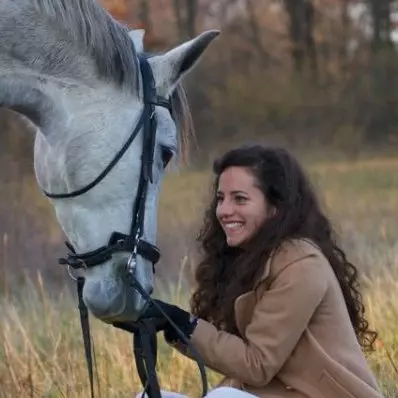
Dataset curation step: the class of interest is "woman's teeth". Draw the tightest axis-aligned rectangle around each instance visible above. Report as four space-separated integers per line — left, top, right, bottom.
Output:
225 222 244 230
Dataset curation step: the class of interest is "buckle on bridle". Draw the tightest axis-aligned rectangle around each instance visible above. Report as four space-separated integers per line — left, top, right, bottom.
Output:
127 252 137 275
67 264 79 281
126 228 141 275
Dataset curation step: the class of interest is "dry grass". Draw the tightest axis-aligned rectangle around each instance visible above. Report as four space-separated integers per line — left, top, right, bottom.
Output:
1 156 398 397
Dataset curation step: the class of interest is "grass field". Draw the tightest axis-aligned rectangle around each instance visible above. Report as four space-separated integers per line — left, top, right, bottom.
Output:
1 156 398 397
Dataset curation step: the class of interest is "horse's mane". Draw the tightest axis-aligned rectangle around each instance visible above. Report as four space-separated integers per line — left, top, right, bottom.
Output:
33 0 138 90
32 0 195 158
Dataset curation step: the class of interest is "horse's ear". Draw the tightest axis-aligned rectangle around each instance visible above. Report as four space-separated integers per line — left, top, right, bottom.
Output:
150 30 220 95
129 29 145 53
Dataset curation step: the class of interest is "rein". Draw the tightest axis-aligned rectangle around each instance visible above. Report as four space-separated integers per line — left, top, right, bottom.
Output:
41 54 208 398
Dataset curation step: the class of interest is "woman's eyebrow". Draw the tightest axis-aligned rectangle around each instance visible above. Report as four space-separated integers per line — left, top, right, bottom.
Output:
230 190 248 195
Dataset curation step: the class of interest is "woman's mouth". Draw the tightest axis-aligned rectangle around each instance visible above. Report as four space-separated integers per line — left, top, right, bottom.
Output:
223 221 244 232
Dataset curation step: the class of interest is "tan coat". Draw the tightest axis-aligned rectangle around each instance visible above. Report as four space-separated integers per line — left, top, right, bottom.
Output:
181 239 383 398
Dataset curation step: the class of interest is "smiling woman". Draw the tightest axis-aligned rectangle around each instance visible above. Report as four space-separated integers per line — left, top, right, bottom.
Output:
137 144 383 398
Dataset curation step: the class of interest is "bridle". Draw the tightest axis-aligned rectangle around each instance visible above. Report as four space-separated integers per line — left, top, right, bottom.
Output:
41 54 208 398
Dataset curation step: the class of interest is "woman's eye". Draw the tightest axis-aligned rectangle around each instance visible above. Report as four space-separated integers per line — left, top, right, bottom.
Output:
235 196 247 203
161 147 173 168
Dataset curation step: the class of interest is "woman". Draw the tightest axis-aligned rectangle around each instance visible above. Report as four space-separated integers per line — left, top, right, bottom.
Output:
138 145 383 398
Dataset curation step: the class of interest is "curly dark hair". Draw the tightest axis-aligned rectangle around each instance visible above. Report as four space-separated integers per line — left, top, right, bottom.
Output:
190 144 377 352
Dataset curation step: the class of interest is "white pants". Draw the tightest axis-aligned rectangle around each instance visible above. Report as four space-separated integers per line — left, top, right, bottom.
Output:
134 387 258 397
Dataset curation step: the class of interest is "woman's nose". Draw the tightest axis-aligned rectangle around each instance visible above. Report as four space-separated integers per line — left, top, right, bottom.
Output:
217 199 234 217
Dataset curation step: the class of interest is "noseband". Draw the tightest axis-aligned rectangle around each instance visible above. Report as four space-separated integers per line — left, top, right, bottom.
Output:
41 54 208 398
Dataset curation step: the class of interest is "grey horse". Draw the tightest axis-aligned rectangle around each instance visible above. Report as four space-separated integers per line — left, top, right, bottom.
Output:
0 0 218 324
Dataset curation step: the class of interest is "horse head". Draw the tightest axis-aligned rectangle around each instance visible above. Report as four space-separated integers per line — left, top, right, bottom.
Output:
0 0 218 323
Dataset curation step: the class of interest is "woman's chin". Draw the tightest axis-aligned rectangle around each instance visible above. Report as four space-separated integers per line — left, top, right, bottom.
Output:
226 236 244 247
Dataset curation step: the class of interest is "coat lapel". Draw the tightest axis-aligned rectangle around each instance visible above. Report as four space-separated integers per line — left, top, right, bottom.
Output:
234 257 272 336
234 290 257 336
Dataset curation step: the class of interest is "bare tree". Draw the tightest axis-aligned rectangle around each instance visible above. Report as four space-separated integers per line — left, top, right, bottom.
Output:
173 0 184 40
283 0 317 76
172 0 198 40
138 0 152 34
338 0 350 77
186 0 198 38
245 0 279 66
368 0 393 52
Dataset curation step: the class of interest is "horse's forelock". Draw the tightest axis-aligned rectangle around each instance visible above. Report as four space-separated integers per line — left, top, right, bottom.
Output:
33 0 139 90
171 84 196 166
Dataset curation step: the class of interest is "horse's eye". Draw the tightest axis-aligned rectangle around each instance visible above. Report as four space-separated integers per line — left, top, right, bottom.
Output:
161 147 173 168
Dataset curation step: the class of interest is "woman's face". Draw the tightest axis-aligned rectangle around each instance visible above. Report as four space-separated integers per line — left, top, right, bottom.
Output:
216 166 272 247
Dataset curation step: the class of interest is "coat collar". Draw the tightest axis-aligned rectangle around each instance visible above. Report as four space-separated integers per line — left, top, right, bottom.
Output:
252 251 273 290
252 238 321 290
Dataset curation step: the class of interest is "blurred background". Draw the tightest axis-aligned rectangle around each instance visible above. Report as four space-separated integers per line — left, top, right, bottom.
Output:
1 2 398 396
2 0 398 289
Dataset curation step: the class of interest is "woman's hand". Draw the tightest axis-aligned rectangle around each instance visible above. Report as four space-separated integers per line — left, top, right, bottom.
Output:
139 299 198 344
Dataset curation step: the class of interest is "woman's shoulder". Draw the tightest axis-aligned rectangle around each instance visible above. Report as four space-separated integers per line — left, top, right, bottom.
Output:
264 238 328 281
273 238 323 263
253 239 329 290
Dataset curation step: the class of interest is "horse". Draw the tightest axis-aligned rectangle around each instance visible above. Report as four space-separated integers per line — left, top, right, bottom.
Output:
0 0 219 396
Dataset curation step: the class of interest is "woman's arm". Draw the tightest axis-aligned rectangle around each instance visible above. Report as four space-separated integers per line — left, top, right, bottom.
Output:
188 253 328 387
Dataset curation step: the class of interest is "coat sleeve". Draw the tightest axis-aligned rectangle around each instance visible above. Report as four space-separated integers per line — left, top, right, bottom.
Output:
188 253 328 387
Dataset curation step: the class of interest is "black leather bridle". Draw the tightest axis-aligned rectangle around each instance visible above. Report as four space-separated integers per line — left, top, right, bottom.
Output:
41 54 208 398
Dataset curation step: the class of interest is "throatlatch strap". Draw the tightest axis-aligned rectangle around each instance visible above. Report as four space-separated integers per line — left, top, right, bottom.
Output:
77 278 95 398
114 319 161 398
136 321 161 398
